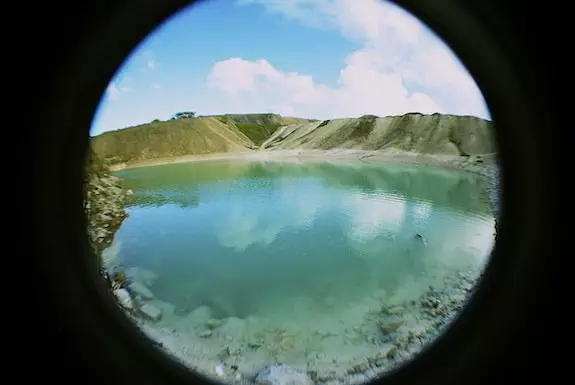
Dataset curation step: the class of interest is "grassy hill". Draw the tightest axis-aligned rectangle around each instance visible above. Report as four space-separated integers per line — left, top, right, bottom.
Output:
91 113 310 166
91 112 496 167
208 113 309 146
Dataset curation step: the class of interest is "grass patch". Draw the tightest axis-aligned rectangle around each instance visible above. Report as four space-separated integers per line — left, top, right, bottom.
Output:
234 122 282 146
349 115 377 139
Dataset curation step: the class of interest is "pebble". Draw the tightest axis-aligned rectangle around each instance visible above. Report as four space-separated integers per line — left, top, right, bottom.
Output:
379 321 403 334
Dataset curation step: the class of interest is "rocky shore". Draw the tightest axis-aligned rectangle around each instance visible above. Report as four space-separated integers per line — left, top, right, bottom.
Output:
114 264 482 385
461 162 501 221
84 150 133 274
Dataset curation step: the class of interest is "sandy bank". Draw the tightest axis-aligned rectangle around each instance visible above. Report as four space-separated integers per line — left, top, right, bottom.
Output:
108 151 256 171
111 148 496 171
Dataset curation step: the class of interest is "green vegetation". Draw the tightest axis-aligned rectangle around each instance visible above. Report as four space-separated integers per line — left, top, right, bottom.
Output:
350 115 378 139
84 147 109 177
315 116 378 149
90 112 495 168
234 122 282 146
91 113 310 166
91 117 252 165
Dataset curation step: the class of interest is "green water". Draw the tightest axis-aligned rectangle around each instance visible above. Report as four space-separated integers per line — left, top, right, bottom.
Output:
112 159 494 325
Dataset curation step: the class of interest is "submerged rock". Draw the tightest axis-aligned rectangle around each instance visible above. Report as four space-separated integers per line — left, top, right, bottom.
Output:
129 281 155 300
219 316 247 336
206 318 222 329
255 364 314 385
140 303 162 322
198 330 213 338
187 305 213 325
125 266 159 287
146 299 176 317
379 320 403 334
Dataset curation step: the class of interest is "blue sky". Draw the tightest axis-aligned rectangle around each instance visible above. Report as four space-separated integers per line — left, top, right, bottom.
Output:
91 0 490 136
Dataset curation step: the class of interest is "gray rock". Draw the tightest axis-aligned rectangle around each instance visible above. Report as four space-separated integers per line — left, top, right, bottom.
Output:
187 305 213 325
255 364 314 385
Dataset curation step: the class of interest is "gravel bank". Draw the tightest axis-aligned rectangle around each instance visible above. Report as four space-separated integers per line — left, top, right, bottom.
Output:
122 265 482 385
84 151 133 274
466 163 501 221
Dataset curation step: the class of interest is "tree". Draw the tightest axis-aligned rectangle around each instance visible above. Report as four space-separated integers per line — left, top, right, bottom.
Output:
171 111 196 120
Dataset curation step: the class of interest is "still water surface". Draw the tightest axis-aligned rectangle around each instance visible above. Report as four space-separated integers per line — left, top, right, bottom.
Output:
111 159 493 327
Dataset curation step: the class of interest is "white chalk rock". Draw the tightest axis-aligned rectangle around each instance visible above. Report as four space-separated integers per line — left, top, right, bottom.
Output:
114 288 134 310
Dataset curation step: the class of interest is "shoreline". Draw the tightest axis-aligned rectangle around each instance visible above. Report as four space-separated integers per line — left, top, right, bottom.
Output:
110 148 498 172
108 151 255 171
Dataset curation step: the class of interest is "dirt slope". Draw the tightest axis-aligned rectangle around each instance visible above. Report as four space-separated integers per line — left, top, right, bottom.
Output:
261 113 496 156
91 117 255 166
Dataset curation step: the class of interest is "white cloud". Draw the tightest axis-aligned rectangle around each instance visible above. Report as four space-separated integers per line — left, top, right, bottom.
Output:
210 0 488 119
105 82 133 101
106 83 120 100
344 194 406 243
134 50 157 73
214 179 327 250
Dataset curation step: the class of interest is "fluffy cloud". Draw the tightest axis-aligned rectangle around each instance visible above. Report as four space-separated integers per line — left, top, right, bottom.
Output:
207 0 489 119
105 82 133 101
344 193 406 243
214 179 327 250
